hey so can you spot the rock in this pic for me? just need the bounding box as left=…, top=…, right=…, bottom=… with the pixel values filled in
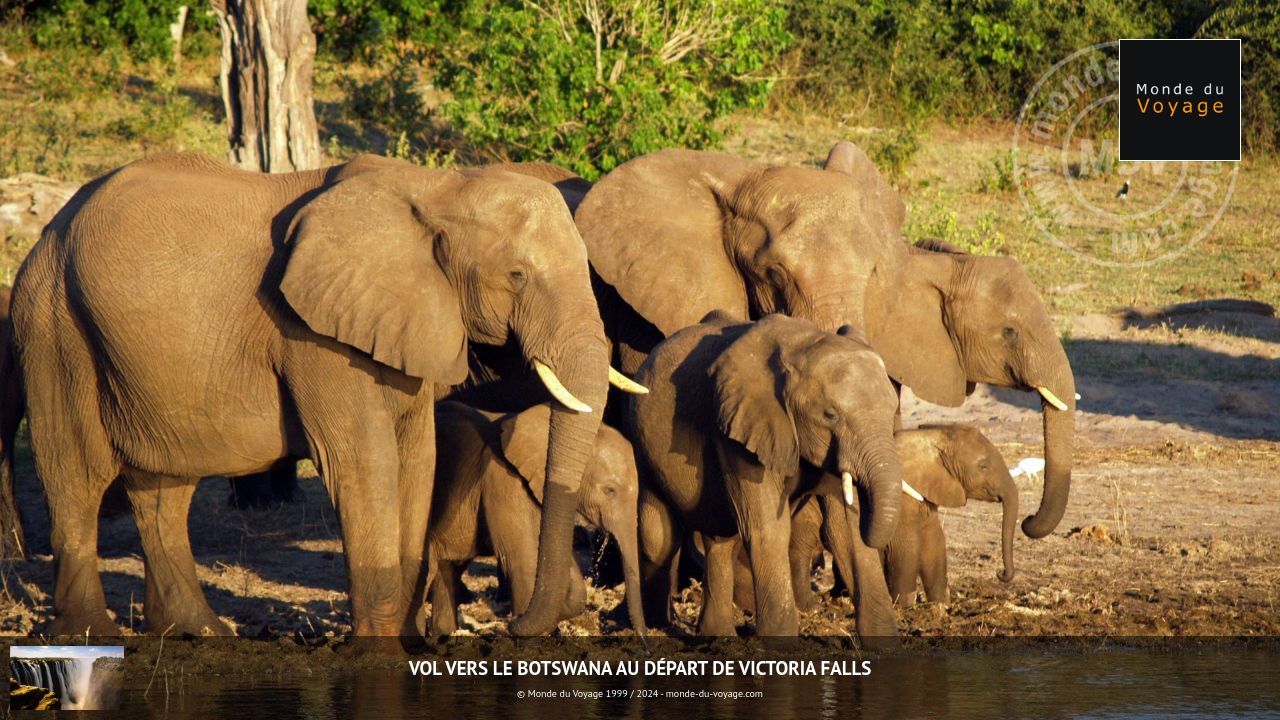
left=1162, top=542, right=1207, bottom=558
left=9, top=676, right=60, bottom=710
left=1067, top=524, right=1116, bottom=544
left=0, top=174, right=80, bottom=243
left=1207, top=539, right=1239, bottom=559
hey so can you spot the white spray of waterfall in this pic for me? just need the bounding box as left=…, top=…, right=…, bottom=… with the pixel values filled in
left=11, top=657, right=99, bottom=709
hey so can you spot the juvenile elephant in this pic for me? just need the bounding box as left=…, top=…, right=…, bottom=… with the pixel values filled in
left=425, top=401, right=646, bottom=638
left=884, top=425, right=1018, bottom=605
left=742, top=425, right=1019, bottom=613
left=577, top=144, right=1075, bottom=543
left=6, top=152, right=614, bottom=638
left=628, top=313, right=902, bottom=637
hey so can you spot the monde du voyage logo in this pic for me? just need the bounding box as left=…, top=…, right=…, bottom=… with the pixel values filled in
left=1013, top=39, right=1240, bottom=268
left=1119, top=39, right=1241, bottom=161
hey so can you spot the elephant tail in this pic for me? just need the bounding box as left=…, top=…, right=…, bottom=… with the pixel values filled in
left=0, top=285, right=26, bottom=559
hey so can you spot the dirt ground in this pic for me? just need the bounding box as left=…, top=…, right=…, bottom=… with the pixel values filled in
left=1, top=303, right=1276, bottom=644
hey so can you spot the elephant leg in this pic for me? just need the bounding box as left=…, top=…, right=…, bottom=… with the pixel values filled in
left=789, top=497, right=823, bottom=613
left=886, top=543, right=921, bottom=607
left=395, top=404, right=436, bottom=638
left=124, top=471, right=231, bottom=636
left=637, top=487, right=680, bottom=628
left=698, top=534, right=739, bottom=637
left=919, top=514, right=949, bottom=604
left=492, top=503, right=541, bottom=618
left=31, top=410, right=120, bottom=636
left=731, top=545, right=756, bottom=615
left=428, top=560, right=460, bottom=638
left=822, top=496, right=898, bottom=642
left=735, top=501, right=798, bottom=636
left=292, top=390, right=403, bottom=637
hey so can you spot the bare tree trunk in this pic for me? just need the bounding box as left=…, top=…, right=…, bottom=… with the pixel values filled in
left=211, top=0, right=321, bottom=173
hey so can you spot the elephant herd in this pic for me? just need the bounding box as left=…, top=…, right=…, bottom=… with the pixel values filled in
left=0, top=141, right=1075, bottom=644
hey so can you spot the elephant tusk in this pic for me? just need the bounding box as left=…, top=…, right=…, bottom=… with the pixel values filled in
left=533, top=360, right=592, bottom=414
left=609, top=367, right=649, bottom=394
left=1036, top=385, right=1070, bottom=411
left=902, top=480, right=925, bottom=503
left=841, top=472, right=855, bottom=507
left=1075, top=392, right=1082, bottom=401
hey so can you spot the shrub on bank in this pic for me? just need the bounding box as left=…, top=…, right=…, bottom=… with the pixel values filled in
left=432, top=0, right=790, bottom=179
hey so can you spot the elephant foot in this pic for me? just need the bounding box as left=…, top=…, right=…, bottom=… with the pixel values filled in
left=147, top=608, right=234, bottom=637
left=857, top=633, right=901, bottom=651
left=795, top=587, right=819, bottom=614
left=855, top=612, right=901, bottom=650
left=428, top=612, right=457, bottom=639
left=49, top=610, right=120, bottom=638
left=698, top=614, right=738, bottom=638
left=759, top=635, right=802, bottom=652
left=335, top=636, right=408, bottom=658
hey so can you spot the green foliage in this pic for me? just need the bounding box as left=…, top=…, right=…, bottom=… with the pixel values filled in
left=340, top=48, right=430, bottom=138
left=433, top=0, right=790, bottom=179
left=28, top=0, right=215, bottom=62
left=1198, top=0, right=1280, bottom=153
left=785, top=0, right=1161, bottom=120
left=977, top=149, right=1018, bottom=193
left=908, top=208, right=1006, bottom=255
left=869, top=125, right=920, bottom=183
left=309, top=0, right=460, bottom=60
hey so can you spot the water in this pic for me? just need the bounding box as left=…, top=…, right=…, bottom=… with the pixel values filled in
left=111, top=646, right=1280, bottom=719
left=11, top=657, right=96, bottom=709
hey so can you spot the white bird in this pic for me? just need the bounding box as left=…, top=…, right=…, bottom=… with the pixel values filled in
left=1009, top=457, right=1046, bottom=480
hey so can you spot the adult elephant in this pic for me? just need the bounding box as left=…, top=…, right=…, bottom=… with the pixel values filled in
left=575, top=143, right=1075, bottom=542
left=8, top=152, right=610, bottom=639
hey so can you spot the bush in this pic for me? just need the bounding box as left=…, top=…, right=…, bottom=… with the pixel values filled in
left=309, top=0, right=460, bottom=61
left=29, top=0, right=215, bottom=62
left=784, top=0, right=1161, bottom=120
left=433, top=0, right=790, bottom=179
left=1198, top=0, right=1280, bottom=153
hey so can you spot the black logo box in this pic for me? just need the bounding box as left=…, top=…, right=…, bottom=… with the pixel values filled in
left=1119, top=38, right=1241, bottom=162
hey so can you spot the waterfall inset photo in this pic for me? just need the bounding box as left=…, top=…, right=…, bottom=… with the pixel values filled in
left=8, top=645, right=123, bottom=711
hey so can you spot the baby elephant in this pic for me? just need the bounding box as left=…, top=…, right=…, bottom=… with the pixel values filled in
left=629, top=313, right=903, bottom=638
left=425, top=401, right=647, bottom=638
left=885, top=424, right=1018, bottom=605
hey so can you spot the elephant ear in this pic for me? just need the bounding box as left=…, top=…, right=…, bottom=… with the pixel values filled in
left=576, top=149, right=757, bottom=337
left=497, top=404, right=553, bottom=503
left=870, top=259, right=967, bottom=407
left=836, top=323, right=871, bottom=347
left=922, top=438, right=974, bottom=508
left=489, top=161, right=592, bottom=214
left=913, top=238, right=970, bottom=255
left=912, top=465, right=968, bottom=508
left=280, top=168, right=468, bottom=384
left=708, top=316, right=799, bottom=477
left=823, top=141, right=906, bottom=232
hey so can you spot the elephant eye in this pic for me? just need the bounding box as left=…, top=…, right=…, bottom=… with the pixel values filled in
left=508, top=268, right=528, bottom=288
left=822, top=407, right=839, bottom=423
left=603, top=486, right=617, bottom=497
left=1002, top=326, right=1018, bottom=343
left=766, top=266, right=786, bottom=284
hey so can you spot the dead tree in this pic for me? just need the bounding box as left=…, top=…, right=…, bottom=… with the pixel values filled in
left=211, top=0, right=321, bottom=173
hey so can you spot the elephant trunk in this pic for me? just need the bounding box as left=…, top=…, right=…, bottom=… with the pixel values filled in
left=1022, top=364, right=1075, bottom=539
left=996, top=472, right=1018, bottom=583
left=509, top=293, right=610, bottom=637
left=849, top=437, right=902, bottom=549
